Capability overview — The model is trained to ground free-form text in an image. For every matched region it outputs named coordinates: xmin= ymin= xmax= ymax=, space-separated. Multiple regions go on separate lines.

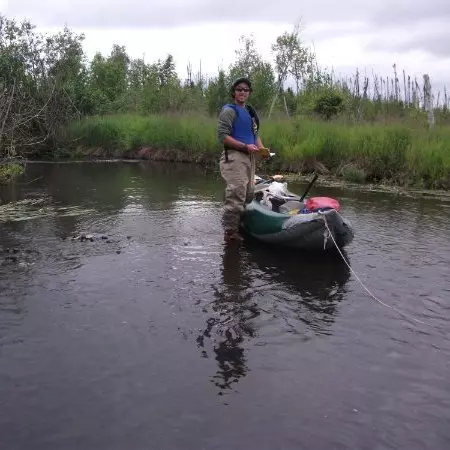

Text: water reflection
xmin=196 ymin=244 xmax=257 ymax=392
xmin=248 ymin=243 xmax=351 ymax=334
xmin=197 ymin=241 xmax=351 ymax=394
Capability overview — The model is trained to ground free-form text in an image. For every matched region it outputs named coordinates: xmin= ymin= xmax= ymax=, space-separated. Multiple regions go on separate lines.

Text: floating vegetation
xmin=0 ymin=198 xmax=95 ymax=223
xmin=0 ymin=163 xmax=25 ymax=184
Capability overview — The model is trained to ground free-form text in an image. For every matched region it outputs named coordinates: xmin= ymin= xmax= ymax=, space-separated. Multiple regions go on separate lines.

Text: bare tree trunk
xmin=423 ymin=74 xmax=435 ymax=128
xmin=0 ymin=80 xmax=17 ymax=150
xmin=197 ymin=60 xmax=203 ymax=93
xmin=415 ymin=78 xmax=421 ymax=108
xmin=186 ymin=62 xmax=192 ymax=86
xmin=0 ymin=78 xmax=62 ymax=159
xmin=373 ymin=74 xmax=380 ymax=101
xmin=356 ymin=77 xmax=369 ymax=121
xmin=407 ymin=75 xmax=411 ymax=107
xmin=363 ymin=77 xmax=369 ymax=100
xmin=393 ymin=64 xmax=399 ymax=101
xmin=354 ymin=69 xmax=360 ymax=98
xmin=403 ymin=70 xmax=407 ymax=106
xmin=283 ymin=94 xmax=290 ymax=117
xmin=268 ymin=74 xmax=285 ymax=119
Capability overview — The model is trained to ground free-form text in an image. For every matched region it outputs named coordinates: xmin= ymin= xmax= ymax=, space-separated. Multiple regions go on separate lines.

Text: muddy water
xmin=1 ymin=161 xmax=449 ymax=450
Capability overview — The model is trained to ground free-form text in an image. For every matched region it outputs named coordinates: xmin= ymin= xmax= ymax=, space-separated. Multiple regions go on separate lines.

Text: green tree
xmin=0 ymin=15 xmax=87 ymax=156
xmin=228 ymin=35 xmax=276 ymax=114
xmin=248 ymin=62 xmax=276 ymax=113
xmin=206 ymin=69 xmax=229 ymax=116
xmin=157 ymin=54 xmax=177 ymax=86
xmin=89 ymin=44 xmax=130 ymax=109
xmin=269 ymin=24 xmax=316 ymax=117
xmin=128 ymin=58 xmax=149 ymax=89
xmin=229 ymin=34 xmax=262 ymax=79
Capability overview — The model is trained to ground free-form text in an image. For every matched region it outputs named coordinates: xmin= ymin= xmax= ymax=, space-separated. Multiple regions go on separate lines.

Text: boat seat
xmin=279 ymin=200 xmax=305 ymax=214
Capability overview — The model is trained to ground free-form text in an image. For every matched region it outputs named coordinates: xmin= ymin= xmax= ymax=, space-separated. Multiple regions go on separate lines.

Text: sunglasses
xmin=235 ymin=87 xmax=250 ymax=92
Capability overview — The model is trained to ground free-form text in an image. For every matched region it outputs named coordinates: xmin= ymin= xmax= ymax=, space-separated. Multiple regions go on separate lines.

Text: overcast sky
xmin=3 ymin=0 xmax=450 ymax=93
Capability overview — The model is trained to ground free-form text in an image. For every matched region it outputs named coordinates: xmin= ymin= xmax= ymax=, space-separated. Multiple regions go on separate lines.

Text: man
xmin=217 ymin=77 xmax=266 ymax=243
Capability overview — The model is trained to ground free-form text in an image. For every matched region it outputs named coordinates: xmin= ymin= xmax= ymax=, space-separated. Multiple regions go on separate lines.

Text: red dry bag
xmin=304 ymin=197 xmax=341 ymax=212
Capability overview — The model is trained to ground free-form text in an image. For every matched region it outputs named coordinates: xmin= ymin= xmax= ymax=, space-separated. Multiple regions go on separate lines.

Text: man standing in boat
xmin=217 ymin=77 xmax=266 ymax=243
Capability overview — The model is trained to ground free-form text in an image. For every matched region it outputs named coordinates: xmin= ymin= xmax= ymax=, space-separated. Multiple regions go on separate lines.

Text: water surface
xmin=1 ymin=161 xmax=449 ymax=450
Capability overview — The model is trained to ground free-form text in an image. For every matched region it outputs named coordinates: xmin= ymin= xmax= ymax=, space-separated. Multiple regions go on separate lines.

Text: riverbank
xmin=53 ymin=113 xmax=450 ymax=191
xmin=281 ymin=172 xmax=450 ymax=202
xmin=4 ymin=87 xmax=450 ymax=192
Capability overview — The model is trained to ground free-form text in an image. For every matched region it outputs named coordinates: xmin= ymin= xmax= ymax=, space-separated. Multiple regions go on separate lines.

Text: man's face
xmin=234 ymin=83 xmax=251 ymax=103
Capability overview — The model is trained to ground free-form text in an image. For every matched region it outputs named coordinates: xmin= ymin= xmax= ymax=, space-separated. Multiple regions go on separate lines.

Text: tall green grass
xmin=60 ymin=114 xmax=218 ymax=155
xmin=59 ymin=113 xmax=450 ymax=189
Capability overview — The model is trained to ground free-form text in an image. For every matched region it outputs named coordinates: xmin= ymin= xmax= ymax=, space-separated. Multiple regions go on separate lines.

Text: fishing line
xmin=320 ymin=212 xmax=430 ymax=327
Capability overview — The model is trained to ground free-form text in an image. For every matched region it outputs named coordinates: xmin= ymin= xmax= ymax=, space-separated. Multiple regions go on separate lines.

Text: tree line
xmin=1 ymin=14 xmax=449 ymax=161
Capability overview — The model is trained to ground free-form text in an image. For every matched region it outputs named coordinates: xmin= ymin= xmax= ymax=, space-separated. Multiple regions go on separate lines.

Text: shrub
xmin=313 ymin=90 xmax=345 ymax=120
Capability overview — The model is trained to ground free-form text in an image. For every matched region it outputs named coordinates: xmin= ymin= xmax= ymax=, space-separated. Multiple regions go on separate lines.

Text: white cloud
xmin=3 ymin=0 xmax=449 ymax=91
xmin=4 ymin=0 xmax=372 ymax=28
xmin=6 ymin=0 xmax=450 ymax=29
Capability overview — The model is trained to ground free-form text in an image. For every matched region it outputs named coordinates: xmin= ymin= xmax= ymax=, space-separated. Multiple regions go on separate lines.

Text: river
xmin=1 ymin=161 xmax=449 ymax=450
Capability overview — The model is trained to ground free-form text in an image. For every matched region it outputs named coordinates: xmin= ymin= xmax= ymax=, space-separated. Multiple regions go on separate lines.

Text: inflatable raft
xmin=241 ymin=176 xmax=354 ymax=251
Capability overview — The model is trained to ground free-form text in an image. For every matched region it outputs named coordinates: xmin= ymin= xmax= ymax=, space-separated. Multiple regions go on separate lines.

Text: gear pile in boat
xmin=241 ymin=175 xmax=355 ymax=251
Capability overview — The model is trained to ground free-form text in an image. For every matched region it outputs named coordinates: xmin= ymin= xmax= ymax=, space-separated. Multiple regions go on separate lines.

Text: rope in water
xmin=320 ymin=212 xmax=429 ymax=327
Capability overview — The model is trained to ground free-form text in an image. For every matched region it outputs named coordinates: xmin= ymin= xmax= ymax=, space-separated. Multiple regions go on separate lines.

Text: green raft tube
xmin=241 ymin=176 xmax=354 ymax=251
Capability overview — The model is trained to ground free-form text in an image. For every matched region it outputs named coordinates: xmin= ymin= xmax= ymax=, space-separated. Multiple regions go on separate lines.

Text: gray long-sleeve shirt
xmin=217 ymin=106 xmax=237 ymax=144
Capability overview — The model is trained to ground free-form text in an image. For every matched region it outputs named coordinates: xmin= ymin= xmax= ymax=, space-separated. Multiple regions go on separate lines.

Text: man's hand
xmin=246 ymin=144 xmax=260 ymax=153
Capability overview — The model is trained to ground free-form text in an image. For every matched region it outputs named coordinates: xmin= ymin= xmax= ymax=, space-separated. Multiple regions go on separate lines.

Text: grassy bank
xmin=56 ymin=114 xmax=450 ymax=190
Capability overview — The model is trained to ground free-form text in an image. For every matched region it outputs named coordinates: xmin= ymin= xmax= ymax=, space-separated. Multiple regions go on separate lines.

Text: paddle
xmin=299 ymin=173 xmax=319 ymax=202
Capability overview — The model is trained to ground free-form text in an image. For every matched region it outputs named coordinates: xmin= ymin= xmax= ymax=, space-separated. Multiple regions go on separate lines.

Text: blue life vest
xmin=223 ymin=103 xmax=258 ymax=145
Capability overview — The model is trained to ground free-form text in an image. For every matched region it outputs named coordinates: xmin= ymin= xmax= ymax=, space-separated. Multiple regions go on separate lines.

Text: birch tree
xmin=269 ymin=23 xmax=315 ymax=117
xmin=228 ymin=35 xmax=276 ymax=114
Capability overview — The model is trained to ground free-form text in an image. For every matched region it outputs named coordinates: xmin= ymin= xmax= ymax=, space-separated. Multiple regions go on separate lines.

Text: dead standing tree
xmin=444 ymin=87 xmax=449 ymax=112
xmin=423 ymin=74 xmax=435 ymax=129
xmin=0 ymin=76 xmax=65 ymax=161
xmin=0 ymin=80 xmax=16 ymax=159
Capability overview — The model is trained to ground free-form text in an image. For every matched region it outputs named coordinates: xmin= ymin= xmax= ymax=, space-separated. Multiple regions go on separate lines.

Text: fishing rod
xmin=299 ymin=173 xmax=319 ymax=202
